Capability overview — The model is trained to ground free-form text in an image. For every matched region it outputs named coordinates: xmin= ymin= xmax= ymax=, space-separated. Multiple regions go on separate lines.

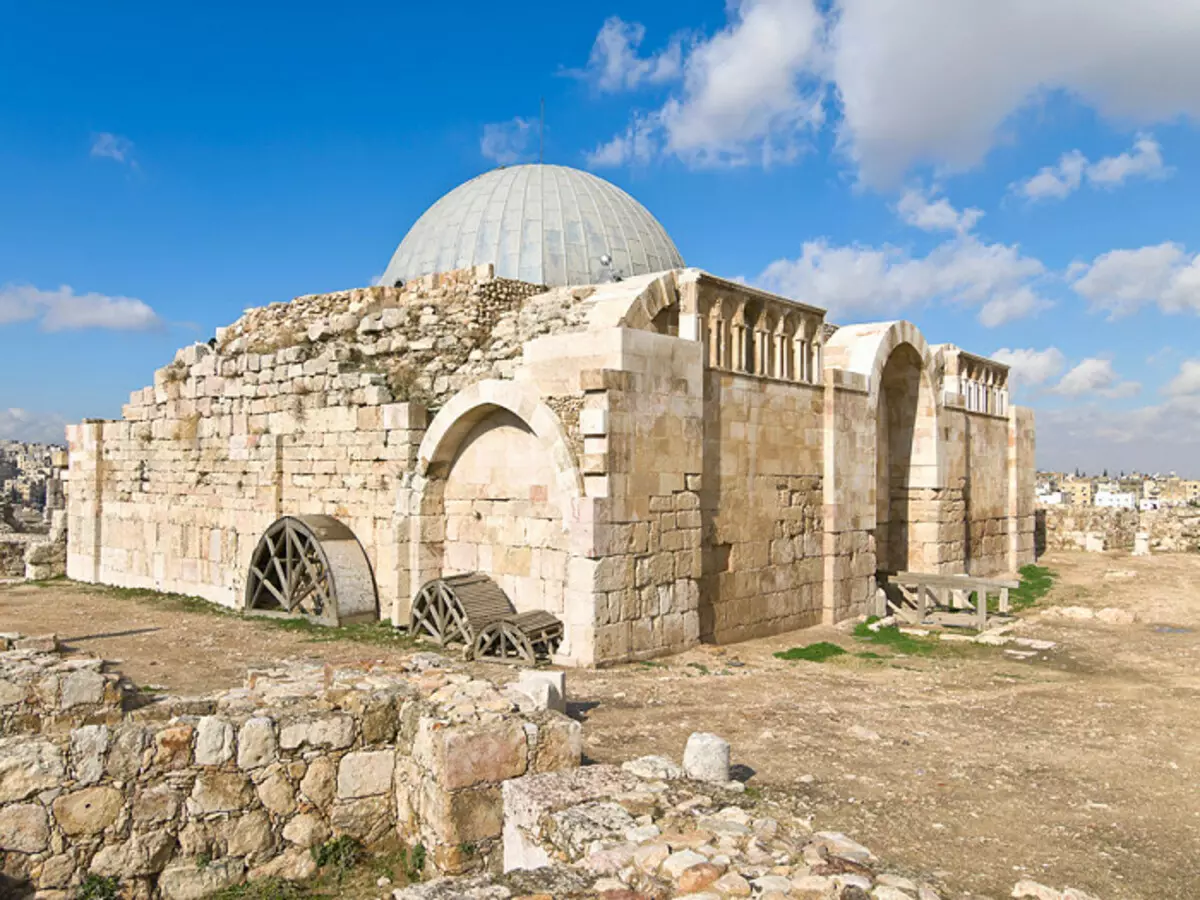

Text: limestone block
xmin=299 ymin=756 xmax=336 ymax=806
xmin=682 ymin=732 xmax=730 ymax=783
xmin=279 ymin=714 xmax=355 ymax=751
xmin=510 ymin=670 xmax=567 ymax=714
xmin=237 ymin=717 xmax=277 ymax=769
xmin=337 ymin=749 xmax=395 ymax=799
xmin=70 ymin=725 xmax=109 ymax=785
xmin=0 ymin=803 xmax=50 ymax=853
xmin=195 ymin=716 xmax=235 ymax=766
xmin=133 ymin=783 xmax=182 ymax=827
xmin=418 ymin=718 xmax=528 ymax=791
xmin=53 ymin=785 xmax=123 ymax=836
xmin=189 ymin=772 xmax=254 ymax=815
xmin=158 ymin=859 xmax=246 ymax=900
xmin=0 ymin=737 xmax=66 ymax=802
xmin=282 ymin=811 xmax=330 ymax=848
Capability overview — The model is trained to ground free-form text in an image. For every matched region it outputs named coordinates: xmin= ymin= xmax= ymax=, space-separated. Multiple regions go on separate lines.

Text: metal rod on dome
xmin=540 ymin=97 xmax=545 ymax=164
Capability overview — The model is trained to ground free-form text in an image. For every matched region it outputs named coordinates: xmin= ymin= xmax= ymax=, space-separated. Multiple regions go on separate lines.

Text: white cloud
xmin=1164 ymin=359 xmax=1200 ymax=397
xmin=480 ymin=117 xmax=535 ymax=165
xmin=990 ymin=347 xmax=1066 ymax=388
xmin=831 ymin=1 xmax=1200 ymax=186
xmin=896 ymin=186 xmax=982 ymax=233
xmin=1069 ymin=242 xmax=1200 ymax=317
xmin=0 ymin=284 xmax=162 ymax=332
xmin=1049 ymin=358 xmax=1140 ymax=399
xmin=1087 ymin=134 xmax=1169 ymax=186
xmin=1014 ymin=150 xmax=1087 ymax=201
xmin=1014 ymin=135 xmax=1169 ymax=202
xmin=0 ymin=409 xmax=68 ymax=445
xmin=585 ymin=4 xmax=1200 ymax=182
xmin=585 ymin=114 xmax=659 ymax=168
xmin=757 ymin=234 xmax=1047 ymax=326
xmin=586 ymin=0 xmax=827 ymax=169
xmin=90 ymin=132 xmax=135 ymax=166
xmin=1039 ymin=396 xmax=1200 ymax=476
xmin=581 ymin=17 xmax=684 ymax=92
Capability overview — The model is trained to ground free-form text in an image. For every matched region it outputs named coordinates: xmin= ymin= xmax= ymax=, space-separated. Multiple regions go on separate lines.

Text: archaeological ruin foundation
xmin=65 ymin=164 xmax=1036 ymax=666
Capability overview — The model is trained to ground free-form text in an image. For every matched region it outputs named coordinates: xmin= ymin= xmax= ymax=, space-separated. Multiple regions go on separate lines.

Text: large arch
xmin=407 ymin=380 xmax=586 ymax=649
xmin=825 ymin=321 xmax=944 ymax=573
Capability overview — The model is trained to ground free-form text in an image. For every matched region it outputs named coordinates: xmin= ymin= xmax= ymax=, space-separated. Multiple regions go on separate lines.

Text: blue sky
xmin=2 ymin=1 xmax=1199 ymax=475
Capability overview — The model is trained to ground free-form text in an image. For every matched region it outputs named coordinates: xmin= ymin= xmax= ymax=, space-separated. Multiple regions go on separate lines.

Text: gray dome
xmin=381 ymin=164 xmax=684 ymax=287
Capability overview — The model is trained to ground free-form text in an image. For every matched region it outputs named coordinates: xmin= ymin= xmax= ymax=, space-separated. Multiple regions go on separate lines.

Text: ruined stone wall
xmin=701 ymin=371 xmax=825 ymax=643
xmin=1041 ymin=504 xmax=1200 ymax=553
xmin=0 ymin=643 xmax=580 ymax=898
xmin=66 ymin=268 xmax=593 ymax=619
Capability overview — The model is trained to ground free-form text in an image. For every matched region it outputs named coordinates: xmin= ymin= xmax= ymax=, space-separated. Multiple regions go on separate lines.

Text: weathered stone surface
xmin=662 ymin=849 xmax=708 ymax=879
xmin=0 ymin=737 xmax=65 ymax=802
xmin=0 ymin=678 xmax=25 ymax=706
xmin=256 ymin=767 xmax=297 ymax=815
xmin=0 ymin=803 xmax=50 ymax=852
xmin=330 ymin=795 xmax=393 ymax=845
xmin=195 ymin=716 xmax=235 ymax=766
xmin=249 ymin=847 xmax=319 ymax=882
xmin=678 ymin=862 xmax=724 ymax=892
xmin=337 ymin=749 xmax=395 ymax=799
xmin=237 ymin=717 xmax=277 ymax=769
xmin=190 ymin=772 xmax=254 ymax=814
xmin=436 ymin=720 xmax=528 ymax=790
xmin=287 ymin=755 xmax=332 ymax=809
xmin=282 ymin=811 xmax=330 ymax=848
xmin=105 ymin=723 xmax=146 ymax=780
xmin=621 ymin=755 xmax=683 ymax=780
xmin=223 ymin=809 xmax=274 ymax=858
xmin=279 ymin=715 xmax=355 ymax=751
xmin=133 ymin=782 xmax=182 ymax=827
xmin=70 ymin=724 xmax=109 ymax=785
xmin=158 ymin=859 xmax=246 ymax=900
xmin=60 ymin=668 xmax=106 ymax=708
xmin=154 ymin=724 xmax=195 ymax=769
xmin=682 ymin=732 xmax=730 ymax=782
xmin=53 ymin=785 xmax=123 ymax=835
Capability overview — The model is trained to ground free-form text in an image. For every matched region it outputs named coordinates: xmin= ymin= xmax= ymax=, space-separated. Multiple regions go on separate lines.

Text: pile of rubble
xmin=393 ymin=733 xmax=1101 ymax=899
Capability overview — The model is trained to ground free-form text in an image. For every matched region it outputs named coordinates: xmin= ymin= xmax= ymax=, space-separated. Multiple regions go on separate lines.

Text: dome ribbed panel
xmin=380 ymin=164 xmax=684 ymax=287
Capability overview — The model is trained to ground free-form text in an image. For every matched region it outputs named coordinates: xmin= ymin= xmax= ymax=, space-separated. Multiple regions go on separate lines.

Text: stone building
xmin=66 ymin=164 xmax=1035 ymax=666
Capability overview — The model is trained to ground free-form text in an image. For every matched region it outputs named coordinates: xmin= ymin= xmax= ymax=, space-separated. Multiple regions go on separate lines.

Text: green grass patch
xmin=686 ymin=661 xmax=711 ymax=674
xmin=774 ymin=641 xmax=848 ymax=662
xmin=856 ymin=651 xmax=886 ymax=659
xmin=852 ymin=622 xmax=938 ymax=655
xmin=76 ymin=874 xmax=122 ymax=900
xmin=985 ymin=564 xmax=1056 ymax=614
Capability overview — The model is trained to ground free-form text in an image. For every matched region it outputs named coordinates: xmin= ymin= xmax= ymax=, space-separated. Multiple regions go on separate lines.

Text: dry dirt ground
xmin=2 ymin=551 xmax=1198 ymax=899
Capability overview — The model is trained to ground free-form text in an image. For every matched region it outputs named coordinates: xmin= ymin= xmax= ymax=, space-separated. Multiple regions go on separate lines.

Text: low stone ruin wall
xmin=0 ymin=641 xmax=580 ymax=899
xmin=393 ymin=755 xmax=1101 ymax=900
xmin=1040 ymin=504 xmax=1200 ymax=553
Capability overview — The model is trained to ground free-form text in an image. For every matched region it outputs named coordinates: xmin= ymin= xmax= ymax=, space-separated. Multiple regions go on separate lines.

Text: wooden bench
xmin=878 ymin=570 xmax=1020 ymax=629
xmin=409 ymin=573 xmax=564 ymax=663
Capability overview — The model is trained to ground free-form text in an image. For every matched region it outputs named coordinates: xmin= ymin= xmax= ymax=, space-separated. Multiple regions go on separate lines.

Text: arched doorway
xmin=441 ymin=408 xmax=569 ymax=616
xmin=408 ymin=379 xmax=586 ymax=659
xmin=875 ymin=342 xmax=939 ymax=572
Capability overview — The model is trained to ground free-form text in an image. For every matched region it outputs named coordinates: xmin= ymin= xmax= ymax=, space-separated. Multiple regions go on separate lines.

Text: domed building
xmin=380 ymin=164 xmax=684 ymax=287
xmin=66 ymin=157 xmax=1036 ymax=677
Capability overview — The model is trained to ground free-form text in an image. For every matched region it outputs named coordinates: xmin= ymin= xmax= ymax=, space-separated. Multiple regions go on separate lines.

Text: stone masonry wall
xmin=1041 ymin=504 xmax=1200 ymax=553
xmin=702 ymin=371 xmax=825 ymax=643
xmin=0 ymin=643 xmax=580 ymax=899
xmin=67 ymin=267 xmax=597 ymax=619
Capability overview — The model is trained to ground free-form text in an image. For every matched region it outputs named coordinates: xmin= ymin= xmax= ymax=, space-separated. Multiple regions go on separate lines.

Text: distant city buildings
xmin=1036 ymin=469 xmax=1200 ymax=510
xmin=0 ymin=440 xmax=63 ymax=516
